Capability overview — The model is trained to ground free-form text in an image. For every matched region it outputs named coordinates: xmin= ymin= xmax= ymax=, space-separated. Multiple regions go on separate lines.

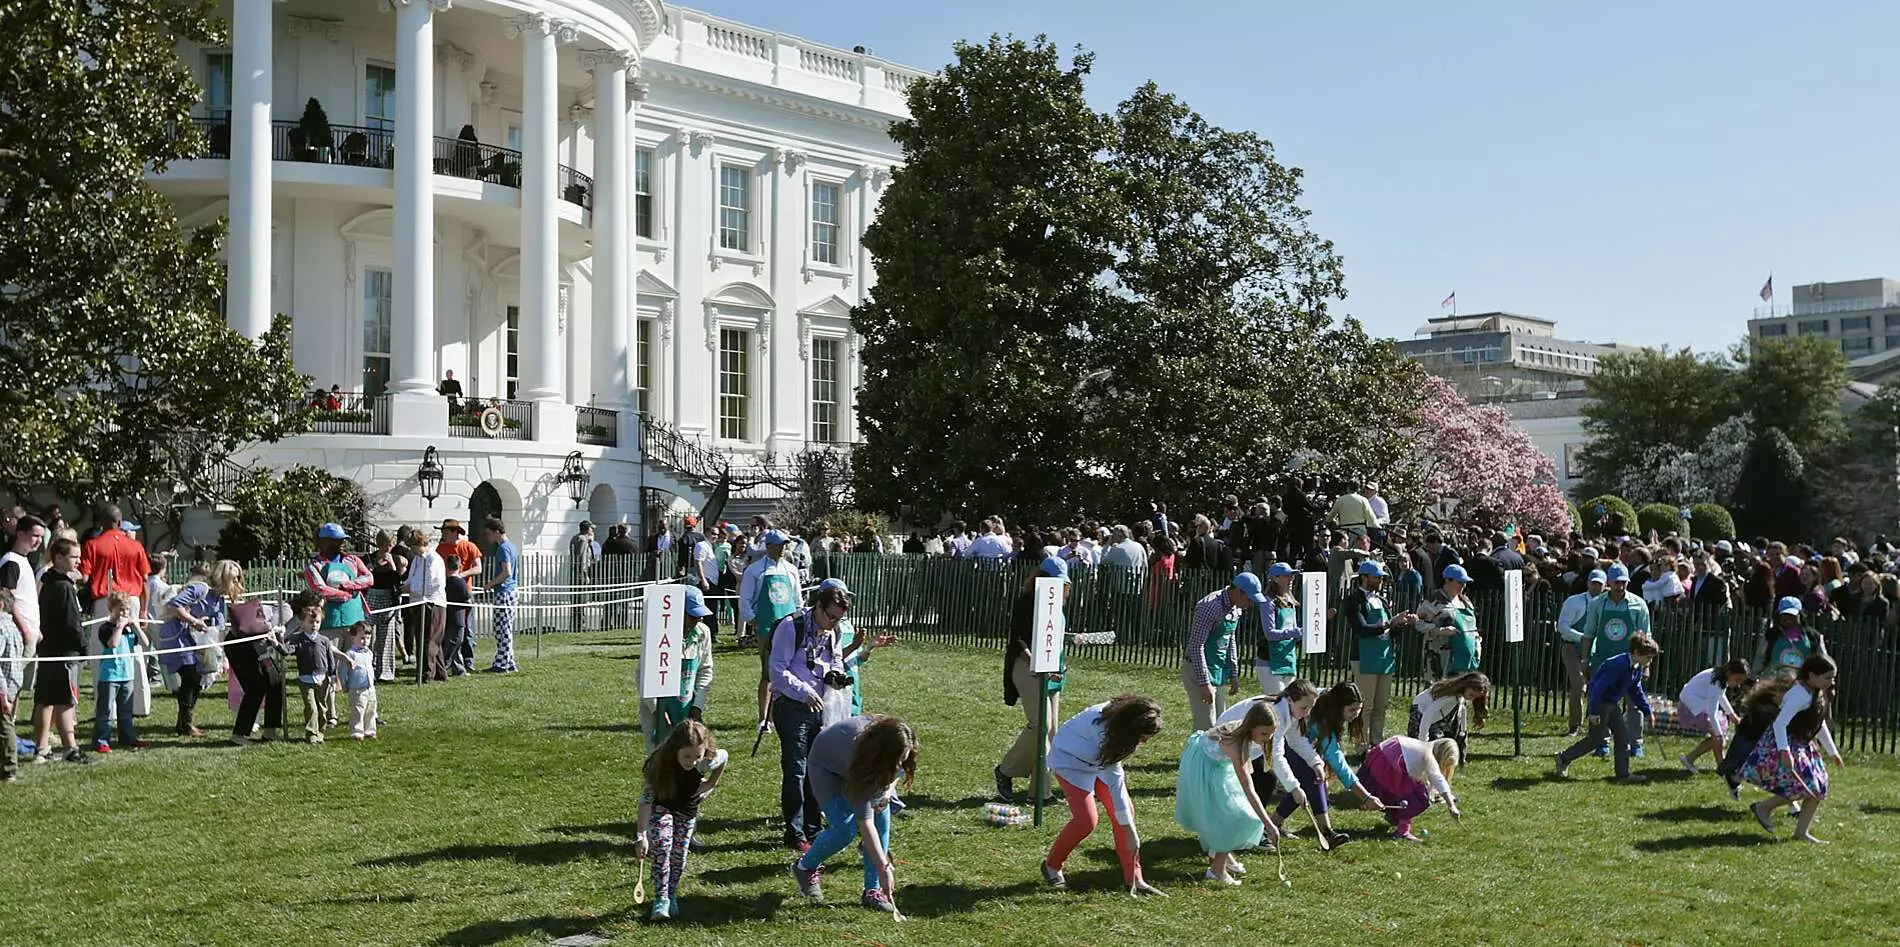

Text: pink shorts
xmin=1677 ymin=707 xmax=1727 ymax=739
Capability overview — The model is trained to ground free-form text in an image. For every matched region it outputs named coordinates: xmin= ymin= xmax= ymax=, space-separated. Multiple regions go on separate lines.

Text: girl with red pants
xmin=1041 ymin=694 xmax=1165 ymax=895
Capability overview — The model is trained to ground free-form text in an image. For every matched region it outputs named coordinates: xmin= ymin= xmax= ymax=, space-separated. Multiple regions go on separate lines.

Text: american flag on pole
xmin=1441 ymin=291 xmax=1456 ymax=309
xmin=1759 ymin=275 xmax=1773 ymax=302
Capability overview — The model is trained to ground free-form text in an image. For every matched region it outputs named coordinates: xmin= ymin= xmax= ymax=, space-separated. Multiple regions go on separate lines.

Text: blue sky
xmin=703 ymin=0 xmax=1900 ymax=351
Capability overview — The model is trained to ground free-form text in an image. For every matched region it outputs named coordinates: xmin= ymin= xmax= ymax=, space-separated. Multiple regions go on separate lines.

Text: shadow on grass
xmin=547 ymin=821 xmax=639 ymax=840
xmin=897 ymin=880 xmax=1043 ymax=918
xmin=669 ymin=891 xmax=788 ymax=928
xmin=1489 ymin=776 xmax=1549 ymax=793
xmin=891 ymin=792 xmax=989 ymax=812
xmin=1638 ymin=805 xmax=1736 ymax=824
xmin=362 ymin=838 xmax=631 ymax=868
xmin=435 ymin=908 xmax=636 ymax=946
xmin=1859 ymin=803 xmax=1900 ymax=816
xmin=1632 ymin=831 xmax=1775 ymax=853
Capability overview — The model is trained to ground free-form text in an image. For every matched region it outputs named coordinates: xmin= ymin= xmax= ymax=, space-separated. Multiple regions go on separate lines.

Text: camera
xmin=824 ymin=671 xmax=854 ymax=689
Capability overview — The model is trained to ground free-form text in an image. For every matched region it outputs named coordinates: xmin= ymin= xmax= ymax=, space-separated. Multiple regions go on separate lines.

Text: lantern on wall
xmin=557 ymin=451 xmax=589 ymax=508
xmin=417 ymin=446 xmax=445 ymax=507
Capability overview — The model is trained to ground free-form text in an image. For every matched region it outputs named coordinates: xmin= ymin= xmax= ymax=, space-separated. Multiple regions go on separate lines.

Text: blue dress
xmin=1174 ymin=730 xmax=1263 ymax=854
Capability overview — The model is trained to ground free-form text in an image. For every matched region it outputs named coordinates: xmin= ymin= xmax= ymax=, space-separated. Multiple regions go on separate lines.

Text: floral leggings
xmin=647 ymin=806 xmax=697 ymax=901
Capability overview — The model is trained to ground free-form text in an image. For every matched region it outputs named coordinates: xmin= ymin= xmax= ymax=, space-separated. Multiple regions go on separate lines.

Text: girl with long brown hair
xmin=1042 ymin=694 xmax=1165 ymax=896
xmin=1739 ymin=654 xmax=1846 ymax=843
xmin=1176 ymin=698 xmax=1283 ymax=884
xmin=636 ymin=719 xmax=728 ymax=922
xmin=790 ymin=715 xmax=918 ymax=913
xmin=1407 ymin=672 xmax=1490 ymax=764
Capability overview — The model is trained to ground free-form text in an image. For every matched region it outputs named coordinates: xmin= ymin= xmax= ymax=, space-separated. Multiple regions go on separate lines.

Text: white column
xmin=511 ymin=13 xmax=568 ymax=408
xmin=227 ymin=0 xmax=274 ymax=340
xmin=389 ymin=0 xmax=443 ymax=401
xmin=583 ymin=49 xmax=634 ymax=415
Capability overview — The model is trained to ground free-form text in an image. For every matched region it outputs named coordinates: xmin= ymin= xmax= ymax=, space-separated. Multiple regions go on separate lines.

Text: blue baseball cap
xmin=1587 ymin=569 xmax=1607 ymax=585
xmin=1777 ymin=595 xmax=1803 ymax=616
xmin=763 ymin=529 xmax=790 ymax=545
xmin=819 ymin=577 xmax=855 ymax=601
xmin=1605 ymin=563 xmax=1630 ymax=583
xmin=1266 ymin=562 xmax=1297 ymax=578
xmin=317 ymin=523 xmax=349 ymax=540
xmin=1357 ymin=559 xmax=1388 ymax=578
xmin=1038 ymin=556 xmax=1068 ymax=580
xmin=1442 ymin=564 xmax=1470 ymax=583
xmin=681 ymin=585 xmax=714 ymax=617
xmin=724 ymin=523 xmax=741 ymax=535
xmin=1231 ymin=571 xmax=1270 ymax=604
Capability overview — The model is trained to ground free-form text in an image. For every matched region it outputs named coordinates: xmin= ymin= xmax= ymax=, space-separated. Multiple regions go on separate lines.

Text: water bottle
xmin=983 ymin=803 xmax=1029 ymax=827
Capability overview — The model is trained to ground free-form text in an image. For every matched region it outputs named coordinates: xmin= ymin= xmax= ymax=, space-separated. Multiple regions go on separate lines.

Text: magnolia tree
xmin=1416 ymin=376 xmax=1571 ymax=534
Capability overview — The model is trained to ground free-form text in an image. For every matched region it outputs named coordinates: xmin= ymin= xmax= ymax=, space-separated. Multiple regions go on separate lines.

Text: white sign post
xmin=1503 ymin=569 xmax=1525 ymax=643
xmin=1031 ymin=576 xmax=1068 ymax=673
xmin=1300 ymin=571 xmax=1328 ymax=654
xmin=641 ymin=584 xmax=688 ymax=698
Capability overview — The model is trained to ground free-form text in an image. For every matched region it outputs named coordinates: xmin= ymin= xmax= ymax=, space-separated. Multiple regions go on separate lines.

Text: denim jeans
xmin=798 ymin=792 xmax=892 ymax=890
xmin=772 ymin=696 xmax=824 ymax=843
xmin=92 ymin=680 xmax=135 ymax=746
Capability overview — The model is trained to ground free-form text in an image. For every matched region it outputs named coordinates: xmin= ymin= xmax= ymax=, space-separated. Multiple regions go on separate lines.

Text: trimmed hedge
xmin=1579 ymin=494 xmax=1639 ymax=536
xmin=1687 ymin=502 xmax=1735 ymax=541
xmin=1637 ymin=502 xmax=1687 ymax=538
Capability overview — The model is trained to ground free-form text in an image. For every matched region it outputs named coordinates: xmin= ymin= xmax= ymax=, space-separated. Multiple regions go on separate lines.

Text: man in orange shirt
xmin=80 ymin=505 xmax=151 ymax=630
xmin=438 ymin=519 xmax=482 ymax=581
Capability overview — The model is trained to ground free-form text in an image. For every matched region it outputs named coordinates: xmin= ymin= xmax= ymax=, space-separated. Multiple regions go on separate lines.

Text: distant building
xmin=1498 ymin=391 xmax=1591 ymax=495
xmin=1396 ymin=312 xmax=1612 ymax=402
xmin=1750 ymin=278 xmax=1900 ymax=359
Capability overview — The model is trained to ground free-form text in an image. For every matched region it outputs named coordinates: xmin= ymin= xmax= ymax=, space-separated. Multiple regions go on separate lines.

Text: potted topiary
xmin=297 ymin=97 xmax=332 ymax=162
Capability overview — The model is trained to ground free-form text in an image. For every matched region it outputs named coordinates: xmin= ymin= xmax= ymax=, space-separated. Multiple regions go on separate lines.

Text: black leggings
xmin=174 ymin=665 xmax=202 ymax=733
xmin=228 ymin=651 xmax=283 ymax=736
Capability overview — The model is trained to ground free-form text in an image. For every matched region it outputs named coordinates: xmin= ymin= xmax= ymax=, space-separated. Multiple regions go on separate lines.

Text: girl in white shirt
xmin=1677 ymin=660 xmax=1748 ymax=774
xmin=1738 ymin=654 xmax=1845 ymax=843
xmin=1041 ymin=695 xmax=1166 ymax=895
xmin=1353 ymin=734 xmax=1463 ymax=842
xmin=1407 ymin=672 xmax=1490 ymax=764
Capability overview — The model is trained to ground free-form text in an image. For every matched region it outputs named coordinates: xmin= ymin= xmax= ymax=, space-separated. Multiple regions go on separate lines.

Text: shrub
xmin=1578 ymin=494 xmax=1638 ymax=537
xmin=216 ymin=464 xmax=373 ymax=561
xmin=1637 ymin=503 xmax=1687 ymax=539
xmin=811 ymin=508 xmax=889 ymax=546
xmin=1567 ymin=501 xmax=1582 ymax=532
xmin=1688 ymin=502 xmax=1735 ymax=542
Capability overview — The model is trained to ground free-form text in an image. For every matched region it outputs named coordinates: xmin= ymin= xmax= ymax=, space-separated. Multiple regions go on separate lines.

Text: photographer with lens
xmin=769 ymin=583 xmax=855 ymax=853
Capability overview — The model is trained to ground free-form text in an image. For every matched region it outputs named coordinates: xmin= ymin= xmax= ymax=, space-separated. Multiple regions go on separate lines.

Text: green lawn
xmin=5 ymin=632 xmax=1899 ymax=947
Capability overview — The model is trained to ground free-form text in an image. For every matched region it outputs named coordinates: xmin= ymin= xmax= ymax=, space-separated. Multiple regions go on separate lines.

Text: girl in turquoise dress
xmin=1175 ymin=700 xmax=1283 ymax=885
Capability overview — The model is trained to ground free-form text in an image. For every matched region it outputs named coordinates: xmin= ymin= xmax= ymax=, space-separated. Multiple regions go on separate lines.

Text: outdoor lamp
xmin=417 ymin=446 xmax=444 ymax=507
xmin=558 ymin=451 xmax=590 ymax=507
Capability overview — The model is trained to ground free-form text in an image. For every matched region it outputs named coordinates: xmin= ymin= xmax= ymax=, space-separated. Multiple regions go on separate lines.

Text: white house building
xmin=150 ymin=0 xmax=922 ymax=551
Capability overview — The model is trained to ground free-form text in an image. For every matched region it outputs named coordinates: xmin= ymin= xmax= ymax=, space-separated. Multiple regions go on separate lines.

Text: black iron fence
xmin=576 ymin=406 xmax=618 ymax=446
xmin=306 ymin=390 xmax=391 ymax=435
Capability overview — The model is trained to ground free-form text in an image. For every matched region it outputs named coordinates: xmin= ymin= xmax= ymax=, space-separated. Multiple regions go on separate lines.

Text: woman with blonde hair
xmin=158 ymin=560 xmax=244 ymax=737
xmin=1353 ymin=734 xmax=1464 ymax=842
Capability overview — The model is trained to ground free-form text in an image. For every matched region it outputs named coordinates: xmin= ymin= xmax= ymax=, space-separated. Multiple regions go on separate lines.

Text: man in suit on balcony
xmin=437 ymin=370 xmax=463 ymax=413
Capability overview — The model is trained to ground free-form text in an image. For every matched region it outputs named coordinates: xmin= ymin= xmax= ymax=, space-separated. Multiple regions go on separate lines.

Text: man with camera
xmin=767 ymin=583 xmax=854 ymax=853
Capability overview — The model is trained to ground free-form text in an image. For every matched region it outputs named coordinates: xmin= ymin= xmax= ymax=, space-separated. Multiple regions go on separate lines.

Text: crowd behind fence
xmin=169 ymin=550 xmax=1900 ymax=754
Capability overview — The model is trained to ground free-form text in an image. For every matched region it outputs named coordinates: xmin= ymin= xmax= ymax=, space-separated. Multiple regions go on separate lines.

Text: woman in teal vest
xmin=1755 ymin=596 xmax=1831 ymax=679
xmin=1346 ymin=559 xmax=1417 ymax=750
xmin=1421 ymin=564 xmax=1485 ymax=729
xmin=1253 ymin=563 xmax=1302 ymax=696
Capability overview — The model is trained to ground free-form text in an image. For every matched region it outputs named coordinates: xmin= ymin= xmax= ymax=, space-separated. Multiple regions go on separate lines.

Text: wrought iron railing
xmin=305 ymin=389 xmax=391 ymax=435
xmin=450 ymin=399 xmax=534 ymax=441
xmin=559 ymin=163 xmax=593 ymax=212
xmin=639 ymin=416 xmax=727 ymax=486
xmin=576 ymin=406 xmax=618 ymax=446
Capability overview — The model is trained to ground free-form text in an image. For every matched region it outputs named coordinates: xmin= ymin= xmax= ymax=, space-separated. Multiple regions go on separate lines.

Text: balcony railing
xmin=576 ymin=406 xmax=618 ymax=446
xmin=305 ymin=390 xmax=391 ymax=435
xmin=171 ymin=118 xmax=592 ymax=210
xmin=450 ymin=399 xmax=534 ymax=440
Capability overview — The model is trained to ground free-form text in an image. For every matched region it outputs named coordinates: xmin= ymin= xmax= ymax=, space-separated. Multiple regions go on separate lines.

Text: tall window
xmin=635 ymin=149 xmax=655 ymax=239
xmin=205 ymin=52 xmax=233 ymax=121
xmin=810 ymin=181 xmax=841 ymax=265
xmin=362 ymin=269 xmax=393 ymax=398
xmin=810 ymin=337 xmax=839 ymax=443
xmin=364 ymin=64 xmax=397 ymax=132
xmin=718 ymin=328 xmax=750 ymax=440
xmin=506 ymin=123 xmax=522 ymax=153
xmin=634 ymin=318 xmax=652 ymax=417
xmin=505 ymin=305 xmax=520 ymax=400
xmin=718 ymin=165 xmax=749 ymax=251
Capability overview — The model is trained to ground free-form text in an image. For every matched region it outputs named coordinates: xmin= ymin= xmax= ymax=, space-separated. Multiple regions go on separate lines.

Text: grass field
xmin=4 ymin=631 xmax=1899 ymax=947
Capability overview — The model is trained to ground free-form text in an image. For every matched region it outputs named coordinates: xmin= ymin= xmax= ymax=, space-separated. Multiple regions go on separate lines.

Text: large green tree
xmin=850 ymin=37 xmax=1120 ymax=522
xmin=1575 ymin=348 xmax=1736 ymax=498
xmin=0 ymin=1 xmax=310 ymax=506
xmin=852 ymin=39 xmax=1424 ymax=524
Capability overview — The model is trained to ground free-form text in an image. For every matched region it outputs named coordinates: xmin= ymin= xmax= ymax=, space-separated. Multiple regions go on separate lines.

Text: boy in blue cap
xmin=740 ymin=529 xmax=803 ymax=735
xmin=1183 ymin=571 xmax=1269 ymax=730
xmin=1581 ymin=563 xmax=1651 ymax=756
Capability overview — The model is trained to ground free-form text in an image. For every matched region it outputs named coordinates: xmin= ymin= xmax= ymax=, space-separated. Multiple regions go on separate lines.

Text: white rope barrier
xmin=11 ymin=631 xmax=276 ymax=664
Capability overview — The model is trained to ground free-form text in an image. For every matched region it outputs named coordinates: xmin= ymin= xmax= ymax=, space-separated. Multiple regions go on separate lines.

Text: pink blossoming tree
xmin=1415 ymin=376 xmax=1572 ymax=535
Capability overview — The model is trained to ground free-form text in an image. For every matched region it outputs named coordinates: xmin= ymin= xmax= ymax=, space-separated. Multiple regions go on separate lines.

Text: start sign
xmin=641 ymin=584 xmax=688 ymax=698
xmin=1030 ymin=576 xmax=1067 ymax=674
